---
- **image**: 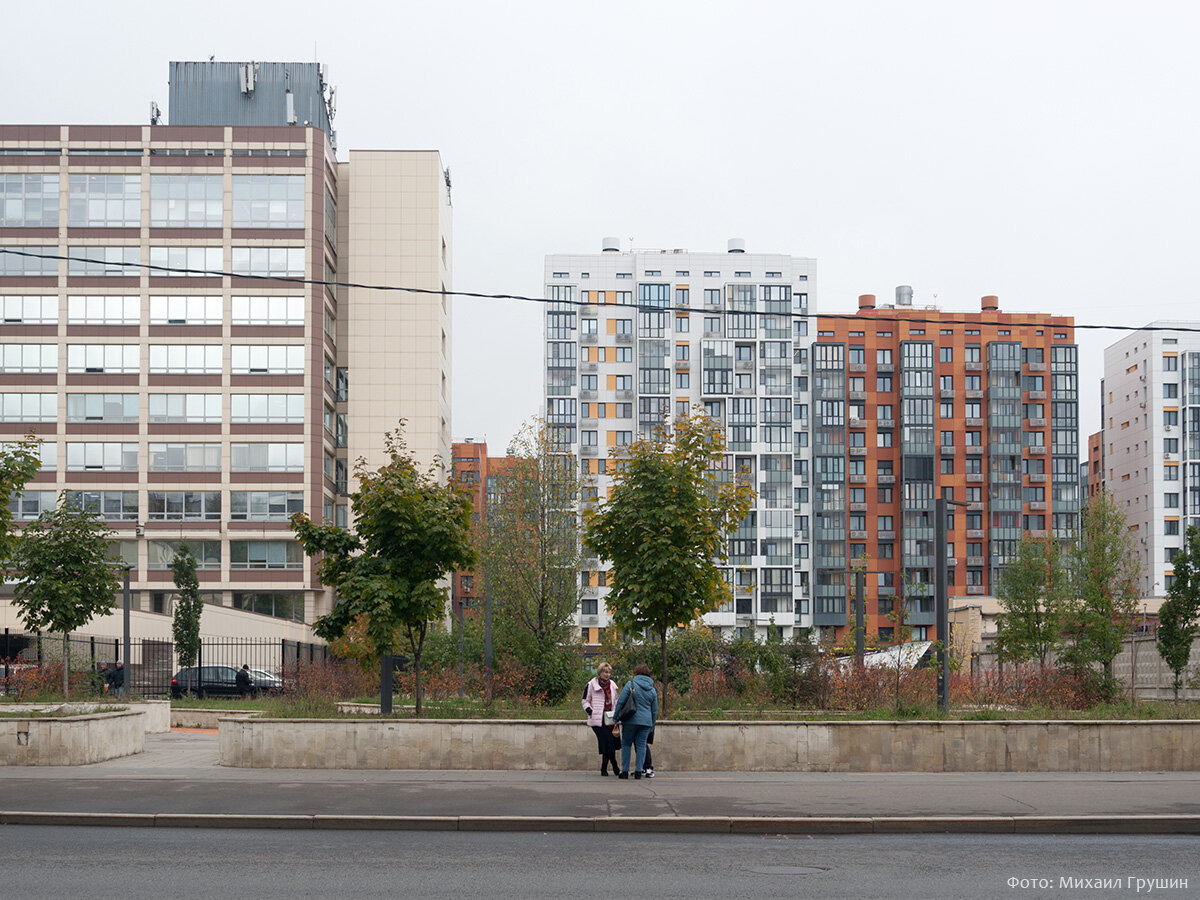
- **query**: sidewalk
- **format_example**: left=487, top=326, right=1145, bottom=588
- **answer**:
left=3, top=731, right=1199, bottom=834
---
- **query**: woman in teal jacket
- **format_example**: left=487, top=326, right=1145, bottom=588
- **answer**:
left=614, top=664, right=658, bottom=779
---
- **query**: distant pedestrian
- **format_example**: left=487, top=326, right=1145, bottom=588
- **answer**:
left=236, top=664, right=252, bottom=697
left=107, top=661, right=125, bottom=698
left=614, top=664, right=658, bottom=779
left=582, top=661, right=621, bottom=776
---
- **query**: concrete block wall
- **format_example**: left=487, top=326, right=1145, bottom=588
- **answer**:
left=0, top=711, right=144, bottom=766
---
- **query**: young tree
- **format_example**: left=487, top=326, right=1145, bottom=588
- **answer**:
left=170, top=543, right=204, bottom=695
left=480, top=418, right=585, bottom=703
left=585, top=414, right=754, bottom=713
left=0, top=436, right=42, bottom=567
left=10, top=496, right=121, bottom=699
left=291, top=428, right=475, bottom=716
left=1157, top=525, right=1200, bottom=701
left=995, top=533, right=1069, bottom=669
left=1068, top=489, right=1142, bottom=687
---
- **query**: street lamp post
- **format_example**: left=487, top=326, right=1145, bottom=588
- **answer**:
left=122, top=523, right=143, bottom=699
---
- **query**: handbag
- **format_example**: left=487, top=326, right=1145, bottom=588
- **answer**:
left=602, top=710, right=615, bottom=726
left=615, top=681, right=638, bottom=723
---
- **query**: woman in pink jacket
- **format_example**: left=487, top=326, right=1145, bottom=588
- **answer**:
left=581, top=661, right=620, bottom=776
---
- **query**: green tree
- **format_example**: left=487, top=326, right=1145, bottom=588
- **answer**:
left=480, top=419, right=585, bottom=704
left=995, top=533, right=1069, bottom=668
left=1157, top=525, right=1200, bottom=701
left=170, top=543, right=204, bottom=695
left=1066, top=489, right=1142, bottom=688
left=10, top=495, right=121, bottom=699
left=585, top=414, right=754, bottom=712
left=0, top=435, right=42, bottom=566
left=291, top=428, right=475, bottom=716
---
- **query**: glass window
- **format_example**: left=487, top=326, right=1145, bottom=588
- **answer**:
left=0, top=344, right=56, bottom=373
left=148, top=540, right=221, bottom=569
left=148, top=344, right=222, bottom=374
left=230, top=443, right=304, bottom=472
left=0, top=393, right=55, bottom=422
left=66, top=442, right=138, bottom=471
left=1, top=441, right=56, bottom=471
left=149, top=296, right=222, bottom=325
left=230, top=296, right=304, bottom=326
left=149, top=246, right=222, bottom=276
left=0, top=246, right=57, bottom=275
left=64, top=490, right=138, bottom=521
left=7, top=490, right=57, bottom=520
left=230, top=394, right=304, bottom=423
left=232, top=175, right=306, bottom=228
left=229, top=540, right=304, bottom=569
left=67, top=296, right=139, bottom=325
left=66, top=393, right=137, bottom=422
left=0, top=174, right=59, bottom=227
left=231, top=247, right=305, bottom=277
left=66, top=344, right=139, bottom=373
left=149, top=174, right=223, bottom=227
left=230, top=345, right=305, bottom=374
left=147, top=491, right=221, bottom=521
left=1, top=295, right=57, bottom=324
left=229, top=491, right=304, bottom=521
left=147, top=443, right=221, bottom=472
left=68, top=174, right=139, bottom=227
left=148, top=394, right=221, bottom=423
left=231, top=591, right=305, bottom=622
left=67, top=246, right=139, bottom=276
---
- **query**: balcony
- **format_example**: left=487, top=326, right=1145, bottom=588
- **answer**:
left=877, top=419, right=895, bottom=429
left=1029, top=473, right=1046, bottom=483
left=581, top=362, right=597, bottom=373
left=966, top=585, right=986, bottom=595
left=966, top=529, right=984, bottom=539
left=965, top=418, right=984, bottom=427
left=581, top=334, right=598, bottom=345
left=939, top=389, right=955, bottom=399
left=581, top=304, right=598, bottom=314
left=1028, top=501, right=1047, bottom=511
left=1028, top=446, right=1047, bottom=455
left=878, top=530, right=895, bottom=540
left=966, top=446, right=984, bottom=455
left=947, top=557, right=958, bottom=566
left=581, top=446, right=598, bottom=456
left=675, top=359, right=690, bottom=371
left=967, top=556, right=986, bottom=567
left=850, top=530, right=868, bottom=540
left=581, top=616, right=599, bottom=627
left=849, top=474, right=867, bottom=484
left=966, top=473, right=984, bottom=483
left=849, top=447, right=867, bottom=457
left=1027, top=362, right=1047, bottom=372
left=877, top=585, right=895, bottom=597
left=878, top=474, right=895, bottom=484
left=965, top=361, right=983, bottom=372
left=1027, top=390, right=1046, bottom=400
left=735, top=359, right=754, bottom=372
left=616, top=389, right=633, bottom=400
left=849, top=391, right=866, bottom=401
left=877, top=363, right=894, bottom=374
left=849, top=363, right=867, bottom=373
left=967, top=501, right=984, bottom=511
left=1029, top=417, right=1046, bottom=427
left=849, top=418, right=866, bottom=429
left=580, top=389, right=597, bottom=400
left=1029, top=529, right=1048, bottom=538
left=616, top=333, right=633, bottom=344
left=940, top=446, right=956, bottom=456
left=850, top=502, right=867, bottom=512
left=965, top=390, right=984, bottom=400
left=581, top=417, right=598, bottom=427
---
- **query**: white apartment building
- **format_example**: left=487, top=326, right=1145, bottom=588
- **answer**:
left=545, top=239, right=816, bottom=644
left=1102, top=322, right=1200, bottom=597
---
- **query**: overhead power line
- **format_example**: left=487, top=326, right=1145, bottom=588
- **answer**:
left=0, top=246, right=1195, bottom=334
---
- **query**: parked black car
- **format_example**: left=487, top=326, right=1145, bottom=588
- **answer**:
left=170, top=665, right=281, bottom=698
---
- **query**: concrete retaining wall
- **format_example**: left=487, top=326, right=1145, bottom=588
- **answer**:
left=217, top=718, right=1200, bottom=771
left=1, top=710, right=144, bottom=765
left=171, top=707, right=260, bottom=729
left=0, top=701, right=169, bottom=734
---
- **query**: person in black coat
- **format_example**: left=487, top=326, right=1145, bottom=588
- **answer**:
left=235, top=664, right=253, bottom=697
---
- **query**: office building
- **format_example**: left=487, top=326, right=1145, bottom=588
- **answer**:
left=810, top=290, right=1079, bottom=644
left=544, top=240, right=817, bottom=645
left=0, top=61, right=452, bottom=641
left=1101, top=322, right=1200, bottom=597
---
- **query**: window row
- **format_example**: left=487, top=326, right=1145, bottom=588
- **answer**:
left=0, top=344, right=308, bottom=374
left=23, top=442, right=305, bottom=472
left=11, top=490, right=310, bottom=524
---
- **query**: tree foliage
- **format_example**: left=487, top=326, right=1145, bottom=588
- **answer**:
left=995, top=533, right=1070, bottom=667
left=10, top=495, right=121, bottom=698
left=290, top=428, right=475, bottom=716
left=1157, top=525, right=1200, bottom=701
left=584, top=414, right=754, bottom=711
left=1062, top=489, right=1142, bottom=686
left=480, top=418, right=585, bottom=703
left=0, top=435, right=42, bottom=567
left=171, top=543, right=204, bottom=692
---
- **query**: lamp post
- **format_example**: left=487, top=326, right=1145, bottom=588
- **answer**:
left=122, top=522, right=143, bottom=698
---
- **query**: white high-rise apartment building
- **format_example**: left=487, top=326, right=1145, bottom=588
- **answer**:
left=544, top=239, right=816, bottom=644
left=1102, top=322, right=1200, bottom=597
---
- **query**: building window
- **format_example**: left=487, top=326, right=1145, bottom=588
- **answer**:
left=229, top=540, right=304, bottom=569
left=149, top=246, right=222, bottom=276
left=8, top=490, right=58, bottom=520
left=0, top=393, right=55, bottom=422
left=1164, top=383, right=1178, bottom=399
left=68, top=174, right=140, bottom=227
left=149, top=540, right=221, bottom=570
left=0, top=344, right=56, bottom=373
left=66, top=393, right=137, bottom=422
left=148, top=344, right=222, bottom=374
left=68, top=246, right=140, bottom=276
left=1, top=174, right=59, bottom=227
left=149, top=174, right=223, bottom=227
left=66, top=344, right=139, bottom=374
left=148, top=393, right=220, bottom=423
left=66, top=442, right=138, bottom=471
left=230, top=345, right=305, bottom=375
left=230, top=394, right=304, bottom=423
left=231, top=175, right=306, bottom=228
left=64, top=490, right=138, bottom=521
left=231, top=592, right=304, bottom=622
left=231, top=247, right=305, bottom=277
left=939, top=347, right=953, bottom=363
left=231, top=443, right=304, bottom=472
left=1165, top=519, right=1180, bottom=535
left=2, top=295, right=58, bottom=323
left=148, top=442, right=221, bottom=472
left=149, top=296, right=222, bottom=326
left=1164, top=355, right=1178, bottom=372
left=1165, top=493, right=1180, bottom=508
left=229, top=491, right=304, bottom=521
left=1164, top=410, right=1178, bottom=427
left=147, top=491, right=221, bottom=521
left=67, top=296, right=140, bottom=325
left=0, top=246, right=57, bottom=276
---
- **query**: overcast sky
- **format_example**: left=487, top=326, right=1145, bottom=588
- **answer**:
left=7, top=1, right=1197, bottom=453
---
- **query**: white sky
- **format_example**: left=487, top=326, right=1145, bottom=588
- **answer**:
left=7, top=0, right=1198, bottom=453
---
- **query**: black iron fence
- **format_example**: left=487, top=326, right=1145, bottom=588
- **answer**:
left=0, top=628, right=329, bottom=699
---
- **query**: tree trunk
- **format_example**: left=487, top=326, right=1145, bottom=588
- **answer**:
left=62, top=632, right=70, bottom=700
left=414, top=652, right=423, bottom=718
left=380, top=653, right=393, bottom=715
left=659, top=626, right=668, bottom=717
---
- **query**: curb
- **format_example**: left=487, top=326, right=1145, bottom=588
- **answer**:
left=3, top=812, right=1200, bottom=835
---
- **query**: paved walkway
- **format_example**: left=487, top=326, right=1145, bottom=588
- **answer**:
left=3, top=731, right=1199, bottom=831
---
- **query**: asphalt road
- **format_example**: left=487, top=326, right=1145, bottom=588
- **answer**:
left=2, top=828, right=1196, bottom=899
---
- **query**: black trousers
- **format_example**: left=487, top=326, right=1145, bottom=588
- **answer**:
left=591, top=725, right=619, bottom=772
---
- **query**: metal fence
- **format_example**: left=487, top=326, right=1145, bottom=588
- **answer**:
left=0, top=628, right=329, bottom=699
